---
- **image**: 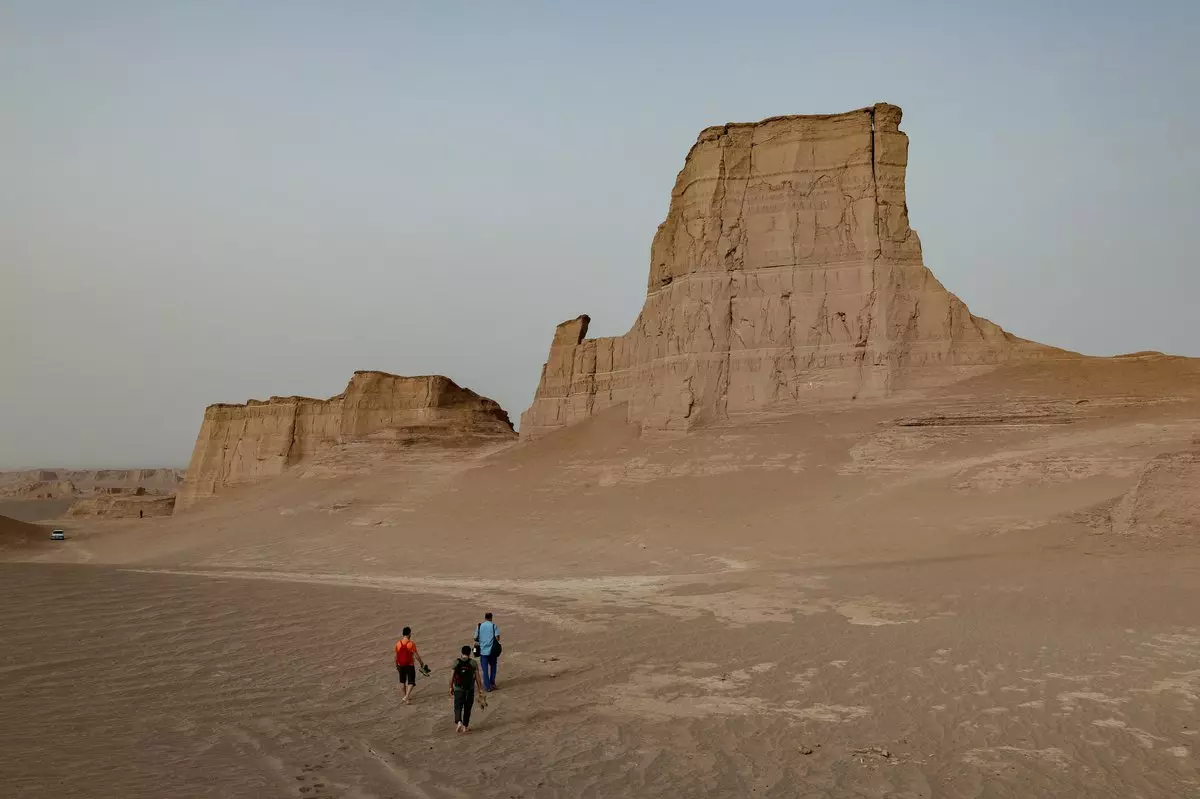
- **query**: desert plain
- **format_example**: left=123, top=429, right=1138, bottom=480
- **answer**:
left=2, top=105, right=1198, bottom=798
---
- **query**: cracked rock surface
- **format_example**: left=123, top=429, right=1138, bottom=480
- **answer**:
left=176, top=372, right=515, bottom=511
left=521, top=103, right=1070, bottom=440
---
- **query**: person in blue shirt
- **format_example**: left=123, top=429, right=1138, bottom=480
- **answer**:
left=475, top=612, right=501, bottom=692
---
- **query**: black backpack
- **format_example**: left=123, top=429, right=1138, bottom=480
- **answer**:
left=475, top=623, right=502, bottom=658
left=452, top=658, right=475, bottom=691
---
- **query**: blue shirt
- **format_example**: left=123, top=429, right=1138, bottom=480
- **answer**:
left=477, top=621, right=499, bottom=656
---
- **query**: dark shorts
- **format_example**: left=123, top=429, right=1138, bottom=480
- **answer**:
left=397, top=665, right=416, bottom=685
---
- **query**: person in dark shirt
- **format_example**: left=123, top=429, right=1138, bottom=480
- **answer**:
left=449, top=645, right=485, bottom=732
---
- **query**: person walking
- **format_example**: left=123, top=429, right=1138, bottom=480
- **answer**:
left=449, top=645, right=485, bottom=733
left=394, top=626, right=428, bottom=705
left=475, top=612, right=501, bottom=692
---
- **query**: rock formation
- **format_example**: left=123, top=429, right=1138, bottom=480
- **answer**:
left=0, top=469, right=184, bottom=499
left=521, top=104, right=1072, bottom=439
left=176, top=371, right=515, bottom=511
left=1, top=480, right=78, bottom=500
left=67, top=494, right=176, bottom=519
left=1108, top=441, right=1200, bottom=537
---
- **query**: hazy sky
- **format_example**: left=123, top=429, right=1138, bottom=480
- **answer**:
left=2, top=2, right=1197, bottom=469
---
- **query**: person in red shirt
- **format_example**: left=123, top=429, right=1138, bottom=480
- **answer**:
left=394, top=627, right=427, bottom=705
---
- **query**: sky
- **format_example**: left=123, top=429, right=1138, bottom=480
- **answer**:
left=2, top=1, right=1197, bottom=469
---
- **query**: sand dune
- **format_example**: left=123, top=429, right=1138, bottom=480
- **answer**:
left=0, top=513, right=50, bottom=550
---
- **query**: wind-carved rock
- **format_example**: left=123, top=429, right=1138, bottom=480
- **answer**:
left=0, top=468, right=183, bottom=498
left=68, top=494, right=176, bottom=519
left=521, top=104, right=1071, bottom=439
left=176, top=372, right=515, bottom=511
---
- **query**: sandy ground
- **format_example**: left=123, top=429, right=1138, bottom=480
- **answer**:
left=0, top=499, right=73, bottom=523
left=2, top=359, right=1199, bottom=797
left=0, top=512, right=50, bottom=550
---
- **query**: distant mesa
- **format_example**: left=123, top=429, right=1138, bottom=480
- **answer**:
left=175, top=371, right=515, bottom=512
left=0, top=468, right=184, bottom=500
left=1, top=479, right=78, bottom=500
left=521, top=103, right=1075, bottom=440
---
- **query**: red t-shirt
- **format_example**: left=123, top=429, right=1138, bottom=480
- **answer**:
left=395, top=639, right=416, bottom=666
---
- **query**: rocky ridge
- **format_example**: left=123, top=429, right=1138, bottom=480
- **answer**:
left=175, top=371, right=515, bottom=511
left=68, top=494, right=176, bottom=519
left=521, top=104, right=1073, bottom=439
left=0, top=469, right=184, bottom=499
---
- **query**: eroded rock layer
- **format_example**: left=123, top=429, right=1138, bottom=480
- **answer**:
left=67, top=494, right=176, bottom=519
left=521, top=104, right=1071, bottom=439
left=176, top=372, right=515, bottom=511
left=0, top=468, right=183, bottom=498
left=1109, top=442, right=1200, bottom=537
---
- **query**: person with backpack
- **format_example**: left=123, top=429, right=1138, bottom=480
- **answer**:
left=449, top=645, right=485, bottom=733
left=394, top=626, right=429, bottom=705
left=474, top=612, right=501, bottom=692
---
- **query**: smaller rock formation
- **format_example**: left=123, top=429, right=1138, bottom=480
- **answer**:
left=67, top=494, right=176, bottom=519
left=1109, top=442, right=1200, bottom=537
left=95, top=486, right=151, bottom=496
left=176, top=371, right=515, bottom=511
left=4, top=480, right=78, bottom=500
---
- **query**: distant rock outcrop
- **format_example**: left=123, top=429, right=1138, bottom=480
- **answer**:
left=0, top=468, right=184, bottom=499
left=521, top=104, right=1072, bottom=439
left=67, top=494, right=176, bottom=519
left=2, top=480, right=78, bottom=500
left=176, top=371, right=515, bottom=511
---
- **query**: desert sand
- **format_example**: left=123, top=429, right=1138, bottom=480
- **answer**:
left=0, top=513, right=50, bottom=550
left=2, top=105, right=1198, bottom=798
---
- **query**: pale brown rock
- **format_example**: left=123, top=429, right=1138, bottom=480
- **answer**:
left=1, top=480, right=77, bottom=500
left=67, top=494, right=175, bottom=519
left=95, top=486, right=150, bottom=496
left=521, top=104, right=1073, bottom=439
left=0, top=469, right=183, bottom=499
left=1109, top=441, right=1200, bottom=537
left=175, top=371, right=515, bottom=511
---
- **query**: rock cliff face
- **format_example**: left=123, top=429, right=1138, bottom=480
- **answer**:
left=521, top=104, right=1071, bottom=439
left=176, top=372, right=515, bottom=511
left=67, top=494, right=176, bottom=519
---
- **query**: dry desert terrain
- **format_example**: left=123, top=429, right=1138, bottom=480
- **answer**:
left=3, top=357, right=1200, bottom=798
left=3, top=105, right=1198, bottom=798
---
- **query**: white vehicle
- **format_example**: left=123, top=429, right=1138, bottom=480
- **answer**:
left=50, top=529, right=66, bottom=541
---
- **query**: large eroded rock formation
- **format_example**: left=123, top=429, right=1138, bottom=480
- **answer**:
left=521, top=104, right=1071, bottom=439
left=176, top=372, right=515, bottom=511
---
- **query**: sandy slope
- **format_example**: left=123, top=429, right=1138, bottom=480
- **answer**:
left=0, top=513, right=51, bottom=550
left=0, top=499, right=75, bottom=523
left=3, top=357, right=1199, bottom=797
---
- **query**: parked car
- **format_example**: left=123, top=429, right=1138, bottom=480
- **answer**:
left=50, top=529, right=66, bottom=541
